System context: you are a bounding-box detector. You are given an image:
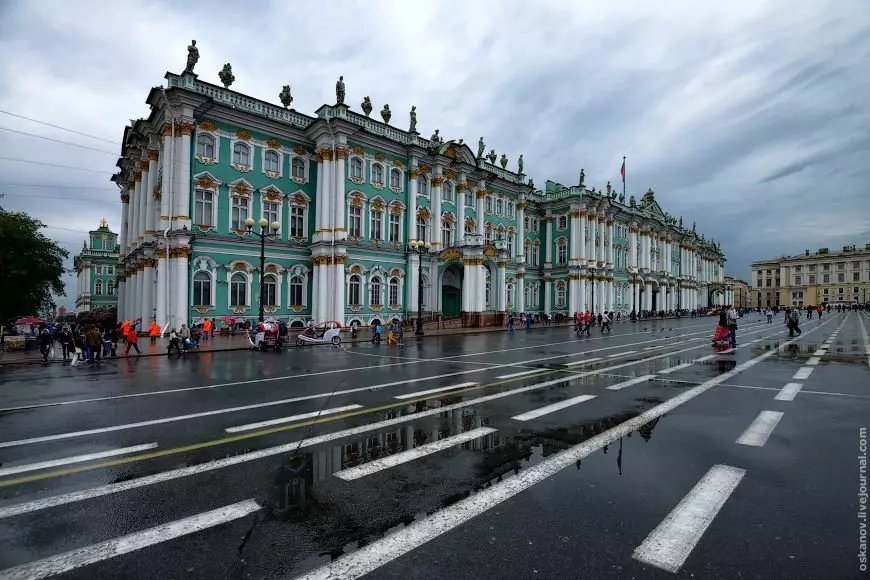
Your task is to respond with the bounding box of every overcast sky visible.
[1,0,869,309]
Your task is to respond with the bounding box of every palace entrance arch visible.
[441,263,463,317]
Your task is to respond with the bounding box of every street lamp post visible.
[408,240,431,335]
[628,266,638,320]
[244,217,280,322]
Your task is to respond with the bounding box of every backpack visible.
[789,310,799,323]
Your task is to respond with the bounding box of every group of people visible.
[572,311,615,335]
[36,321,142,365]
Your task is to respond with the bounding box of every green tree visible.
[0,208,69,324]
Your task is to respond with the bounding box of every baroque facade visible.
[115,59,727,329]
[74,220,120,313]
[751,244,870,308]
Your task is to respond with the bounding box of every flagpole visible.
[622,156,626,198]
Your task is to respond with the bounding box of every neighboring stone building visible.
[74,219,120,313]
[751,244,870,308]
[725,275,751,309]
[114,50,727,330]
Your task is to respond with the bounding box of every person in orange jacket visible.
[148,321,161,344]
[121,320,131,344]
[201,318,211,341]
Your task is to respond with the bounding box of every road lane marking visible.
[632,465,746,573]
[333,427,497,481]
[0,443,158,478]
[0,320,772,412]
[736,410,784,446]
[695,354,716,361]
[792,367,814,380]
[0,499,261,579]
[774,383,803,401]
[562,357,601,367]
[224,404,363,433]
[644,345,659,350]
[608,350,636,358]
[393,382,478,400]
[0,317,832,493]
[657,363,694,375]
[605,374,657,391]
[292,322,817,580]
[511,395,597,421]
[806,356,822,365]
[495,369,546,379]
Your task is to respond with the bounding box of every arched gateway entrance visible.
[442,263,463,317]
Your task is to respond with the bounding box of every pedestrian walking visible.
[38,328,52,361]
[726,305,739,346]
[507,313,515,333]
[148,321,160,344]
[168,328,183,355]
[125,326,141,355]
[786,308,802,337]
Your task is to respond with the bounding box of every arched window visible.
[263,274,278,306]
[370,276,382,306]
[484,224,492,245]
[389,277,400,307]
[507,231,514,256]
[416,217,428,242]
[556,282,566,308]
[506,283,514,308]
[485,196,493,214]
[94,279,102,296]
[465,222,474,235]
[197,134,215,158]
[390,168,401,189]
[557,239,568,265]
[485,273,491,309]
[289,275,303,307]
[524,284,531,307]
[193,271,211,306]
[417,176,428,196]
[441,218,453,247]
[349,274,361,306]
[107,280,115,296]
[233,142,250,166]
[350,157,363,179]
[464,189,474,207]
[230,272,247,306]
[372,164,384,185]
[264,150,280,173]
[442,181,453,202]
[292,157,305,179]
[496,198,503,216]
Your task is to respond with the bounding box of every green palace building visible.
[74,219,120,313]
[114,43,728,330]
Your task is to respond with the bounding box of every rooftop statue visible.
[336,75,345,105]
[279,85,293,109]
[361,96,372,117]
[606,181,612,196]
[218,63,234,88]
[477,137,485,159]
[618,191,625,203]
[517,154,524,174]
[629,194,636,208]
[408,105,417,132]
[380,104,391,124]
[578,168,585,188]
[184,40,199,74]
[499,153,508,169]
[487,149,497,164]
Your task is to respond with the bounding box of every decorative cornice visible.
[148,150,159,161]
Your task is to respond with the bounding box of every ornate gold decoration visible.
[231,183,252,196]
[445,145,458,159]
[516,272,525,279]
[292,193,307,205]
[517,202,526,210]
[371,198,385,211]
[374,152,385,161]
[484,245,497,258]
[390,202,403,216]
[161,122,174,136]
[232,163,253,173]
[350,265,362,274]
[195,306,210,314]
[409,168,420,179]
[199,120,217,132]
[141,258,158,268]
[266,138,281,149]
[349,192,364,208]
[569,210,581,218]
[392,159,404,168]
[133,172,143,182]
[233,306,247,314]
[336,146,350,160]
[444,170,456,180]
[465,217,476,230]
[464,258,484,266]
[197,224,209,233]
[120,194,130,203]
[233,261,247,271]
[442,213,454,225]
[265,171,280,180]
[476,190,486,199]
[498,261,508,267]
[389,268,402,277]
[457,183,468,192]
[148,150,159,161]
[264,190,281,201]
[416,207,430,220]
[352,146,365,156]
[168,247,192,259]
[293,146,308,156]
[432,177,445,186]
[545,215,553,222]
[194,176,217,189]
[418,163,430,174]
[265,264,278,273]
[178,122,195,136]
[334,255,347,264]
[236,129,252,141]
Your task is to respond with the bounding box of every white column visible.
[315,150,325,232]
[579,276,587,312]
[128,270,138,322]
[456,181,466,245]
[544,279,552,314]
[430,259,440,312]
[569,277,580,313]
[174,127,192,229]
[517,275,525,312]
[138,162,148,242]
[629,228,637,268]
[317,261,329,322]
[606,280,613,311]
[607,221,614,266]
[579,212,587,263]
[159,126,172,232]
[144,151,158,237]
[408,168,419,242]
[120,194,130,255]
[430,172,442,247]
[333,150,346,241]
[589,217,597,263]
[407,253,419,312]
[141,261,154,326]
[117,279,126,321]
[128,183,139,251]
[477,264,487,311]
[475,183,485,237]
[334,258,345,324]
[569,211,579,264]
[516,203,525,263]
[544,216,553,265]
[461,260,472,312]
[172,252,189,327]
[156,255,168,329]
[321,153,333,232]
[311,260,320,321]
[497,262,506,312]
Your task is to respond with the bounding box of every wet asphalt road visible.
[0,312,868,579]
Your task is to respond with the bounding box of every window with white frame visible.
[194,188,213,226]
[94,279,102,296]
[443,182,453,202]
[291,157,305,180]
[263,275,278,306]
[372,164,384,186]
[96,265,103,275]
[556,283,566,307]
[350,157,363,179]
[485,196,493,213]
[389,212,401,243]
[107,280,115,296]
[524,284,530,307]
[465,222,474,235]
[231,196,249,230]
[107,265,114,275]
[417,176,429,196]
[416,216,428,242]
[532,284,540,307]
[506,282,513,308]
[558,215,567,230]
[233,142,251,166]
[442,219,452,247]
[371,208,383,240]
[193,271,211,306]
[290,205,305,238]
[262,200,280,230]
[349,206,362,237]
[508,202,515,218]
[484,225,492,245]
[507,232,514,255]
[524,240,530,261]
[496,198,503,216]
[557,240,567,265]
[389,277,399,307]
[349,275,362,305]
[197,134,215,158]
[264,150,280,173]
[370,276,382,306]
[496,227,505,241]
[230,272,247,306]
[485,273,491,308]
[531,244,539,266]
[289,275,304,306]
[464,189,474,207]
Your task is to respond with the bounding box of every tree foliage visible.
[75,306,117,328]
[0,209,69,324]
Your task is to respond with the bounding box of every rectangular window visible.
[390,169,401,189]
[289,277,303,307]
[853,272,860,282]
[837,262,845,270]
[231,196,249,230]
[495,199,503,216]
[389,280,399,307]
[194,189,213,226]
[442,224,452,247]
[794,275,801,285]
[107,282,115,296]
[264,279,277,307]
[95,265,103,275]
[290,206,305,238]
[349,206,362,237]
[107,266,114,275]
[371,210,383,241]
[557,244,567,265]
[485,196,493,213]
[808,274,816,284]
[558,216,567,230]
[507,234,513,256]
[508,202,515,219]
[823,274,830,283]
[262,201,279,229]
[465,190,474,207]
[823,263,830,271]
[838,273,845,283]
[389,213,400,243]
[794,265,802,272]
[417,219,428,242]
[808,264,815,271]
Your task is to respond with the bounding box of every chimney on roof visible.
[805,249,809,256]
